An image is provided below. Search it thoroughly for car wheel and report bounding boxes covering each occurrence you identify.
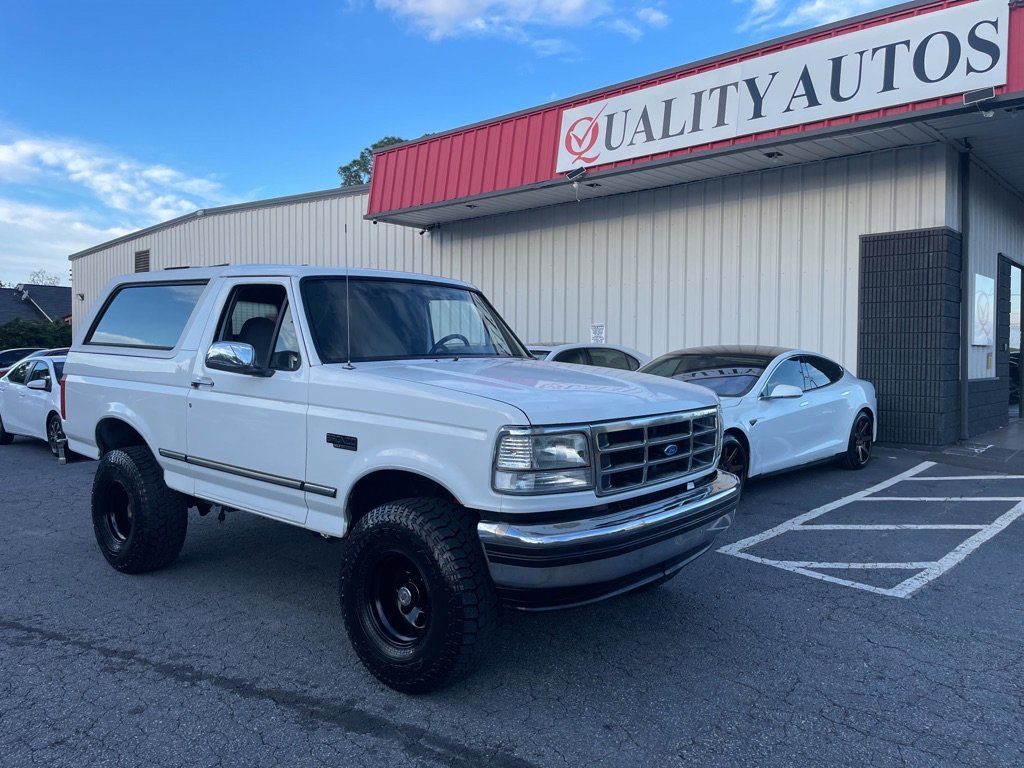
[839,411,873,470]
[46,413,64,457]
[339,498,497,693]
[719,433,748,492]
[0,413,13,445]
[91,445,189,573]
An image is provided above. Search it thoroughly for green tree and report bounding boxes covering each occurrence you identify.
[337,136,406,186]
[0,319,72,349]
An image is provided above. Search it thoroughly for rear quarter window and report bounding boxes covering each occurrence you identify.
[87,282,207,349]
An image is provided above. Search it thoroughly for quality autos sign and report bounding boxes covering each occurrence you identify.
[557,0,1009,172]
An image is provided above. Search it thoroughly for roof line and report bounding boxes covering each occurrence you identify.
[372,0,952,156]
[68,184,370,261]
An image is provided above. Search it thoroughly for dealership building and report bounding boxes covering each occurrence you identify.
[69,0,1024,447]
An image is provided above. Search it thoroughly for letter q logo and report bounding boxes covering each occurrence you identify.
[564,104,607,165]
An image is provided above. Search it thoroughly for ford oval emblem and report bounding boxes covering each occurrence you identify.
[663,443,680,457]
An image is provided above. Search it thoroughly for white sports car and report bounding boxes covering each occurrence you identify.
[640,346,877,487]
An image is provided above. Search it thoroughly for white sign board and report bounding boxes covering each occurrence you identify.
[557,0,1009,172]
[973,273,995,346]
[590,323,607,345]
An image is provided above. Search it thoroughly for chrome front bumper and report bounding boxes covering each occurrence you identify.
[477,471,739,609]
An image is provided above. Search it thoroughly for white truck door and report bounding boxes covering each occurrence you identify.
[186,280,309,525]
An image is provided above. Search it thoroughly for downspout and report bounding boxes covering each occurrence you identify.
[958,148,971,443]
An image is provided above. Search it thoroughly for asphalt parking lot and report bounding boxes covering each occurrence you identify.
[1,439,1022,768]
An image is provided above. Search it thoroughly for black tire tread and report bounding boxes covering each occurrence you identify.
[0,414,13,445]
[91,445,188,573]
[340,497,496,693]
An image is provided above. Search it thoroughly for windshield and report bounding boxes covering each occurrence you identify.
[302,277,529,363]
[642,353,770,397]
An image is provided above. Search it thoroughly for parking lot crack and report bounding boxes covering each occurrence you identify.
[0,618,537,768]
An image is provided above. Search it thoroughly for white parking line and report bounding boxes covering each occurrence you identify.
[718,461,1024,598]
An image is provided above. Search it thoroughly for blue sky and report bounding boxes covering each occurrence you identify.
[0,0,890,285]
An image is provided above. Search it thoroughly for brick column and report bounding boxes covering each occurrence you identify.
[859,228,962,446]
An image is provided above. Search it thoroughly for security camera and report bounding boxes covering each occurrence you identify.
[565,167,588,183]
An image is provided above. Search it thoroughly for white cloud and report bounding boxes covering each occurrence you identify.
[0,128,234,285]
[375,0,671,53]
[0,199,133,285]
[736,0,887,33]
[636,7,669,28]
[0,134,228,223]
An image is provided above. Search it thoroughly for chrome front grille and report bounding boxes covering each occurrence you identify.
[592,409,720,496]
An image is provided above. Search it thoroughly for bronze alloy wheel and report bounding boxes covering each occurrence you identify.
[852,414,873,465]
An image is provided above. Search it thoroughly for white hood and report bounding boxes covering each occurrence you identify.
[363,358,719,425]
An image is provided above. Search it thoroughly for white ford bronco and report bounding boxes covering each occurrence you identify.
[63,265,739,692]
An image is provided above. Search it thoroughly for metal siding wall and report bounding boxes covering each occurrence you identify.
[72,144,951,374]
[967,163,1024,379]
[429,143,951,372]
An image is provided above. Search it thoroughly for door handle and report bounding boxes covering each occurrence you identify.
[191,376,215,389]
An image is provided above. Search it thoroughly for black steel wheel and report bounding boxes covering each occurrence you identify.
[340,498,496,693]
[839,411,874,470]
[365,549,432,649]
[46,413,64,457]
[719,433,748,492]
[91,445,188,573]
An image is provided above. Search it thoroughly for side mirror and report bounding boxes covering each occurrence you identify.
[27,379,49,392]
[764,383,803,399]
[205,342,271,377]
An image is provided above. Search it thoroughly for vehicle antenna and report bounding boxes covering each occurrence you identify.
[344,222,354,370]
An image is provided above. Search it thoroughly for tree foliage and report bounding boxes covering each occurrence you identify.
[0,319,72,350]
[337,136,406,186]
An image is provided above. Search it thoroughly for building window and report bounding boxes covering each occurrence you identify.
[134,250,150,273]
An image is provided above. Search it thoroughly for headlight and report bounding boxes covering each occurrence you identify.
[493,429,592,494]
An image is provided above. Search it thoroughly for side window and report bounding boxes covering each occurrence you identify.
[764,358,804,394]
[553,347,590,365]
[802,356,844,390]
[588,347,631,370]
[27,362,51,389]
[215,284,300,372]
[6,361,31,385]
[625,355,641,371]
[88,282,206,349]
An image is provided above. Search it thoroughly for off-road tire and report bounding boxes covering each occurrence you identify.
[838,411,874,471]
[91,445,188,573]
[339,498,497,694]
[0,414,13,445]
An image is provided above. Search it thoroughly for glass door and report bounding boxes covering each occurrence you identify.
[1011,264,1022,420]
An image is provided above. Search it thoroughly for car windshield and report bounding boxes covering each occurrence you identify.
[528,349,550,359]
[302,277,529,363]
[642,354,771,397]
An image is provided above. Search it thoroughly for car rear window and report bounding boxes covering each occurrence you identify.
[87,282,207,349]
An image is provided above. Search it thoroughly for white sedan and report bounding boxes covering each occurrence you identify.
[528,343,650,370]
[640,346,877,487]
[0,355,67,456]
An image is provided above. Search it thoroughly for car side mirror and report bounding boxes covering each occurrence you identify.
[764,383,803,399]
[205,342,272,377]
[27,379,49,392]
